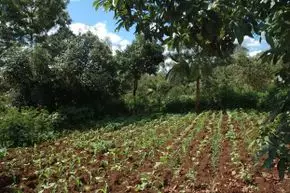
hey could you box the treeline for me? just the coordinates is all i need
[0,28,281,148]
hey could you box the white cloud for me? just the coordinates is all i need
[242,36,260,47]
[69,22,131,54]
[234,36,261,48]
[234,35,270,57]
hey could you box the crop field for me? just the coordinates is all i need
[0,111,289,193]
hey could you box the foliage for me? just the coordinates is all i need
[259,89,290,180]
[56,106,96,128]
[2,33,123,116]
[0,148,7,159]
[94,0,240,56]
[123,74,171,113]
[166,47,220,111]
[164,96,195,114]
[0,107,58,148]
[1,46,34,106]
[0,0,70,47]
[54,32,121,108]
[205,49,279,95]
[116,35,164,103]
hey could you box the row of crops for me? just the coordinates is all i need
[0,110,289,193]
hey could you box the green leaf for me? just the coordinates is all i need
[272,54,279,64]
[263,157,274,169]
[233,23,244,45]
[277,158,286,180]
[265,33,275,48]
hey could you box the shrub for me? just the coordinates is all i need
[0,108,58,148]
[164,96,195,113]
[213,88,259,109]
[56,106,96,128]
[123,94,152,114]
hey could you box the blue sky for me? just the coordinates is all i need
[67,0,269,56]
[68,0,134,46]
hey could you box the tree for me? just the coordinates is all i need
[2,32,121,113]
[94,0,254,56]
[116,35,164,110]
[166,47,215,112]
[0,0,70,47]
[1,46,33,107]
[42,26,75,59]
[54,32,121,109]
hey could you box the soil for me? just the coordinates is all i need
[1,112,289,193]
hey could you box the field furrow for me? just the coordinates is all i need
[1,111,289,193]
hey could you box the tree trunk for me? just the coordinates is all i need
[133,78,138,114]
[195,77,201,113]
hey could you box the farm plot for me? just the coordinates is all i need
[0,111,289,193]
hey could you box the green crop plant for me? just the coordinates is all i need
[91,140,115,155]
[185,168,196,182]
[96,182,109,193]
[226,124,241,166]
[180,112,209,156]
[135,172,153,191]
[0,148,7,159]
[210,111,223,171]
[194,111,209,132]
[239,166,254,184]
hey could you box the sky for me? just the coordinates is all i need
[67,0,269,56]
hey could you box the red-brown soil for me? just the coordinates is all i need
[0,112,289,193]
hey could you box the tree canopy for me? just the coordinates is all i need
[0,0,70,47]
[116,35,164,98]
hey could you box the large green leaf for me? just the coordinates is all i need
[265,32,275,48]
[233,23,244,45]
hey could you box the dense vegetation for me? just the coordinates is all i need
[0,0,289,192]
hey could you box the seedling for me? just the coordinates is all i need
[0,148,7,159]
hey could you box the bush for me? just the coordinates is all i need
[164,96,195,113]
[211,88,259,110]
[123,94,152,114]
[0,108,58,148]
[0,95,9,115]
[56,106,96,128]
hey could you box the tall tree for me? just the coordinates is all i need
[42,27,75,59]
[54,32,120,108]
[0,0,70,47]
[116,35,164,108]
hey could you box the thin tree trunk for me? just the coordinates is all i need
[195,77,201,113]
